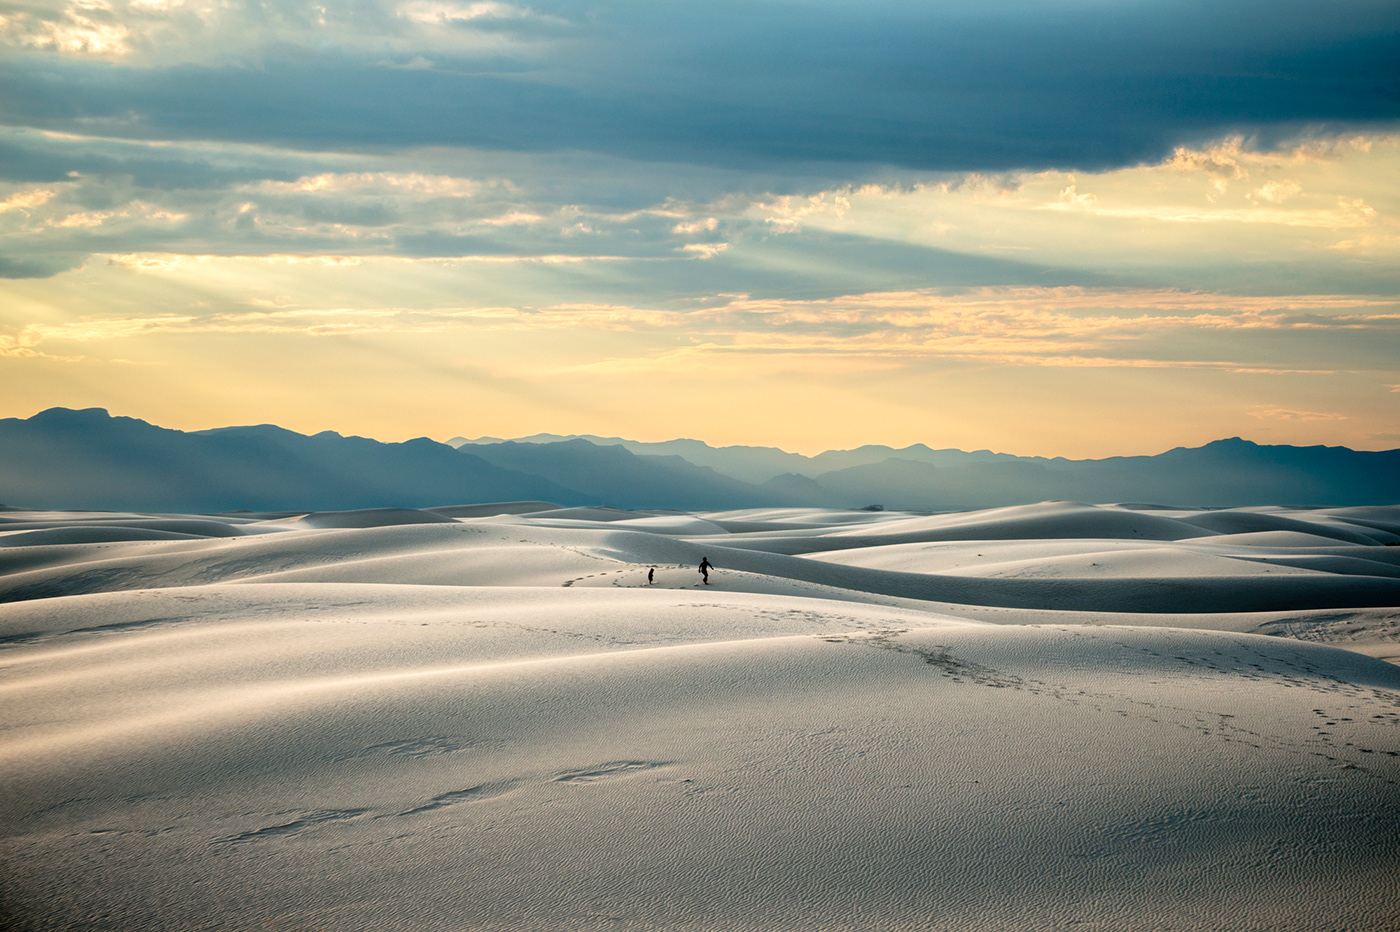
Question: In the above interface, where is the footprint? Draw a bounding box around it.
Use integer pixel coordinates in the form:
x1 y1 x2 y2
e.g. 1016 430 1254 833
216 809 367 845
337 737 473 761
396 781 518 816
553 761 666 784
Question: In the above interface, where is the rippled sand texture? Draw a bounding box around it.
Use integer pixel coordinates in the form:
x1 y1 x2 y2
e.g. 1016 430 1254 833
2 501 1399 931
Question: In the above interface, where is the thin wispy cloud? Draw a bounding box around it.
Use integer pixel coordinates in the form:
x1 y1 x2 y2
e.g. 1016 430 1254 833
10 285 1394 365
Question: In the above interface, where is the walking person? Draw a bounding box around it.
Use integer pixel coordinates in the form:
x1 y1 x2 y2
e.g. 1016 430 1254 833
698 556 713 585
647 566 655 585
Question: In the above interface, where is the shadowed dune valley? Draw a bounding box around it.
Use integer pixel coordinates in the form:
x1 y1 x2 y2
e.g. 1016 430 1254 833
1 499 1398 930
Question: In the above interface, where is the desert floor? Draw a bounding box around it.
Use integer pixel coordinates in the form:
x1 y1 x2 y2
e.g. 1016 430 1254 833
2 500 1398 931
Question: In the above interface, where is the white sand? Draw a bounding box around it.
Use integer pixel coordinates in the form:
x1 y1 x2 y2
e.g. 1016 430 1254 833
2 502 1398 930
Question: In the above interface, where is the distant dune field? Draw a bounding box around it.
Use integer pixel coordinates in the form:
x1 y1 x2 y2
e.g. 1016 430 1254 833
2 502 1399 931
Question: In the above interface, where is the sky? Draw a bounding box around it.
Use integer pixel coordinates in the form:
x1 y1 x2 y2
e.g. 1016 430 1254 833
1 0 1398 457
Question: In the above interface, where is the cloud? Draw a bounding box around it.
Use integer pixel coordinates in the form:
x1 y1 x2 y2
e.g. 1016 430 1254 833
1037 197 1377 229
0 130 312 189
0 0 560 65
0 0 133 56
755 192 853 234
671 217 717 235
254 173 487 198
4 128 1397 320
398 2 517 26
0 140 769 273
0 187 57 212
1250 180 1303 205
396 1 568 32
102 252 633 270
680 242 727 259
0 297 687 351
693 287 1400 341
12 284 1395 371
1165 140 1250 182
1056 184 1096 209
732 137 1400 295
1247 407 1352 422
1 2 1396 172
0 253 86 278
551 286 1400 376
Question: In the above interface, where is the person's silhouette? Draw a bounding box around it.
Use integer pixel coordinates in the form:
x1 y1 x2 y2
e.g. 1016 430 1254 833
647 567 655 585
698 557 713 584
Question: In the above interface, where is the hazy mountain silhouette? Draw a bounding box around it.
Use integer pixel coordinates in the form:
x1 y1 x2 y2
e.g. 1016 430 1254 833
462 439 782 510
464 435 1400 509
0 408 584 512
757 440 1399 509
757 472 838 507
453 430 1400 508
454 433 1050 484
450 432 812 484
2 408 1397 512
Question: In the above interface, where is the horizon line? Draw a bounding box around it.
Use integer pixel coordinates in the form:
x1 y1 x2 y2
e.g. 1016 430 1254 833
11 405 1400 462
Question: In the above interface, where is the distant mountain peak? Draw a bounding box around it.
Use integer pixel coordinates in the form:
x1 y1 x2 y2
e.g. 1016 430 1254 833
31 406 114 423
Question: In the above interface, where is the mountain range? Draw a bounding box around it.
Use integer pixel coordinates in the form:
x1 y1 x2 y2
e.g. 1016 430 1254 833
2 407 1397 513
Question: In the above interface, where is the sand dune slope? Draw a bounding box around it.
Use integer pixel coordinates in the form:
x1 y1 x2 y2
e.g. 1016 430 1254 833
3 506 1399 616
2 502 1399 930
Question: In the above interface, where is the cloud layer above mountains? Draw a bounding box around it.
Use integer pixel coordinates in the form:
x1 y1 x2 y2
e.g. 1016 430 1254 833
4 0 1397 167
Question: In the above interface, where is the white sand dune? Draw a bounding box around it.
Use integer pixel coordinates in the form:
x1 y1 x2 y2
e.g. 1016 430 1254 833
0 526 216 545
0 516 254 538
607 514 733 535
694 502 1225 557
283 507 462 529
425 501 559 518
2 502 1399 930
1174 509 1394 545
819 542 1328 578
702 507 916 533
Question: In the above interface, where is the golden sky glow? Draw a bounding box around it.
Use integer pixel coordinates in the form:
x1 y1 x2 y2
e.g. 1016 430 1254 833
2 2 1398 456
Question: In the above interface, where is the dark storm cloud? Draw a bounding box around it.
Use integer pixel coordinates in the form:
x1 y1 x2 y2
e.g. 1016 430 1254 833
2 0 1396 172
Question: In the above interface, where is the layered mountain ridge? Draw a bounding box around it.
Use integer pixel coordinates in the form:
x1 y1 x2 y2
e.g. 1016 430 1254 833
3 407 1397 512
